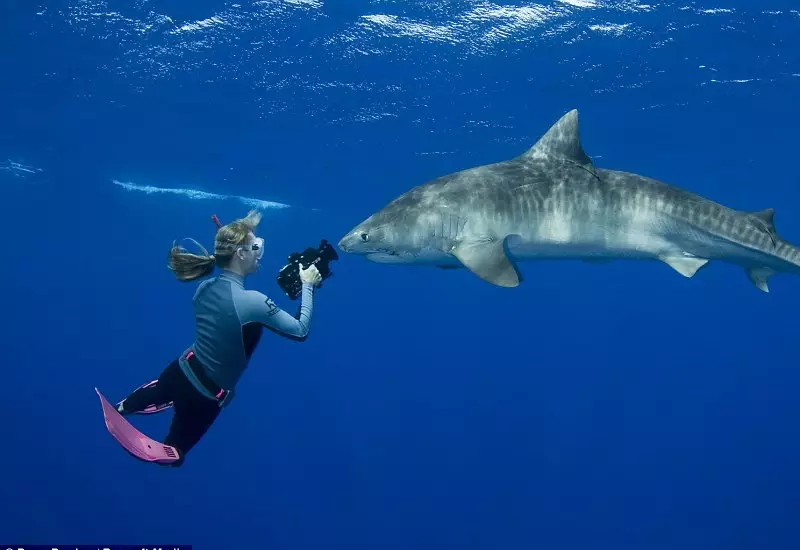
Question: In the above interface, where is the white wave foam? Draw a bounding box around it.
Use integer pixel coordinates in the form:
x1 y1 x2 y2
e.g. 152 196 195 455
467 4 563 43
556 0 598 8
612 2 654 12
171 15 227 34
254 0 323 7
360 3 568 47
351 0 658 50
112 180 291 210
359 14 458 43
707 78 755 84
281 0 323 8
588 22 631 35
699 8 734 15
680 6 734 15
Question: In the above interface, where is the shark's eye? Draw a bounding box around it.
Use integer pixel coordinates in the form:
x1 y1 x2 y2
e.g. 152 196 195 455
360 233 369 242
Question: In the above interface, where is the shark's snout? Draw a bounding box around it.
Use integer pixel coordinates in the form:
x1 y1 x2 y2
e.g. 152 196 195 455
337 231 360 253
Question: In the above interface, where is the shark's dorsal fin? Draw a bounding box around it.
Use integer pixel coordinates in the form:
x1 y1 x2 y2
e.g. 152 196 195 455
522 109 593 168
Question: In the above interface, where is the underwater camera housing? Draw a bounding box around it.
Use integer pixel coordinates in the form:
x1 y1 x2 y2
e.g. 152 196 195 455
276 239 339 300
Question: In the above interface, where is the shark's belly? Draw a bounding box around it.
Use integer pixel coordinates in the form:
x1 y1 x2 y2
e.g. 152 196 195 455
501 206 772 267
507 240 656 260
503 211 677 260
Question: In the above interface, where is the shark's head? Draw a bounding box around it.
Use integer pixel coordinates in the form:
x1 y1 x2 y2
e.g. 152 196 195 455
338 192 443 265
338 176 476 268
338 209 414 264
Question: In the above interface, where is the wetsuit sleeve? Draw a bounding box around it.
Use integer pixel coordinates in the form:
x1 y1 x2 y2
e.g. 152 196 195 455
236 283 314 340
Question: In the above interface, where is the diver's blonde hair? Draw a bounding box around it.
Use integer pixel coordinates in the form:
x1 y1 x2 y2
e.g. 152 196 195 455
167 209 263 282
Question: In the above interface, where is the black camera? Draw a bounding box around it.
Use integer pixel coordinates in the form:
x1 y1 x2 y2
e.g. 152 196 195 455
276 239 339 299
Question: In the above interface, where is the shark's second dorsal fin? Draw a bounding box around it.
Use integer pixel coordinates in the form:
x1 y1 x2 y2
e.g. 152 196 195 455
522 109 594 168
751 208 775 227
749 208 778 246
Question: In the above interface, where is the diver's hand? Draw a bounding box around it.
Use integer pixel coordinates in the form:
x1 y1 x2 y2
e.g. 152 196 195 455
299 263 322 287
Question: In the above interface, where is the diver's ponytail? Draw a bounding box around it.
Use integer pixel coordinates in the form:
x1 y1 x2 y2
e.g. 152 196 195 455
167 238 217 282
168 210 260 281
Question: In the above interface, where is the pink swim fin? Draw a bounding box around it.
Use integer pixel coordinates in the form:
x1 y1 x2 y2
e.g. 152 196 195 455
96 387 180 464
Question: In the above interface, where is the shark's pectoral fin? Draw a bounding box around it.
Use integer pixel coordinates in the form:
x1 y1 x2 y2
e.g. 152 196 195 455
659 254 709 277
746 266 774 293
452 238 520 287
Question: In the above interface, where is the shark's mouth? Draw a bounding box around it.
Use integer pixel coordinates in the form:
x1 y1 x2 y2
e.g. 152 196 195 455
366 252 415 264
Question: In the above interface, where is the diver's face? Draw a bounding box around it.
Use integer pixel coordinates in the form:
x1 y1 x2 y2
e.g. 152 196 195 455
237 231 263 275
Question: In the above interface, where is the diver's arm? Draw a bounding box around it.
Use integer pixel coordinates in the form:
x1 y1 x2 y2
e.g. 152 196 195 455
238 285 314 340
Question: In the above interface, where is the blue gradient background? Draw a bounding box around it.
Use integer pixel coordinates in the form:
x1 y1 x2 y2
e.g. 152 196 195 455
2 1 800 548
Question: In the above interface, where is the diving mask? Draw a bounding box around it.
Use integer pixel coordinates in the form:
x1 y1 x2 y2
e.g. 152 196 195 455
241 237 264 260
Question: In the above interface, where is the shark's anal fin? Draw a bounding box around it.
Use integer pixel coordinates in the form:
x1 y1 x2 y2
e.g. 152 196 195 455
746 266 774 293
452 238 520 287
659 254 709 278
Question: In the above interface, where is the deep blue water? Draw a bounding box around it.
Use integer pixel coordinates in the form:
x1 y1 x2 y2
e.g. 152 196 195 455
2 1 800 549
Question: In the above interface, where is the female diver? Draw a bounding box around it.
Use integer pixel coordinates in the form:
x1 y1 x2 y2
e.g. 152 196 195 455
112 209 322 467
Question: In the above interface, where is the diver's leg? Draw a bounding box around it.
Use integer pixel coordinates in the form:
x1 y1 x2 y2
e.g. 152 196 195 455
116 359 178 415
161 370 222 467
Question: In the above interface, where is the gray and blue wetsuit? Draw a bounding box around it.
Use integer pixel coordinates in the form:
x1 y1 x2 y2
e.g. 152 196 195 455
180 270 315 401
117 270 315 465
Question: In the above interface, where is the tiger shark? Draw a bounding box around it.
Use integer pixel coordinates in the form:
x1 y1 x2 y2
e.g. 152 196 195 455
337 109 797 293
